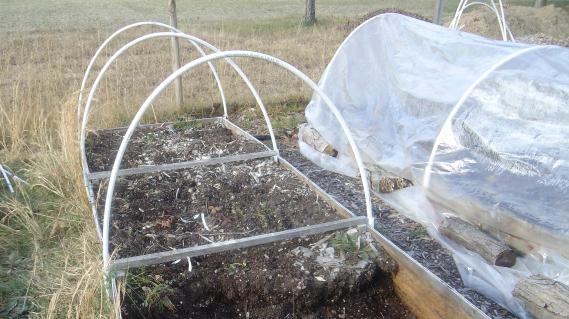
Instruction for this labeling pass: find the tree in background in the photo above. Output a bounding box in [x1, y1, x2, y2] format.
[305, 0, 316, 25]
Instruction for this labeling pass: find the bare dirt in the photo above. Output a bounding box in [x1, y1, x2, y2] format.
[94, 157, 341, 259]
[121, 229, 414, 319]
[85, 120, 266, 172]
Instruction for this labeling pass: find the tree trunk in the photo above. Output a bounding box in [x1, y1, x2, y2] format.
[535, 0, 547, 7]
[168, 0, 183, 108]
[305, 0, 316, 25]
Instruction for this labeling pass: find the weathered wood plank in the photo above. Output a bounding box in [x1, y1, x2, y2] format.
[222, 118, 271, 151]
[440, 216, 516, 267]
[110, 216, 367, 271]
[513, 275, 569, 319]
[367, 226, 489, 319]
[278, 156, 356, 219]
[88, 150, 277, 180]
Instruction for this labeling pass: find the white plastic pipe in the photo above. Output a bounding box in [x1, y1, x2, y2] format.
[0, 164, 14, 193]
[77, 22, 228, 241]
[101, 50, 374, 267]
[76, 21, 227, 123]
[449, 0, 514, 42]
[80, 32, 278, 176]
[422, 45, 549, 188]
[80, 32, 280, 240]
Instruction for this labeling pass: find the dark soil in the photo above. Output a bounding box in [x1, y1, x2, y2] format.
[122, 230, 414, 319]
[95, 158, 340, 259]
[278, 148, 517, 319]
[85, 120, 266, 172]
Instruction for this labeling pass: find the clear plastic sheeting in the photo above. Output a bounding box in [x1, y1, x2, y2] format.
[301, 13, 569, 318]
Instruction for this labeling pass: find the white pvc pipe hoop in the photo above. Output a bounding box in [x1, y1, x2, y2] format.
[80, 32, 279, 240]
[449, 0, 514, 42]
[101, 50, 374, 267]
[77, 22, 227, 241]
[422, 45, 550, 189]
[76, 21, 227, 123]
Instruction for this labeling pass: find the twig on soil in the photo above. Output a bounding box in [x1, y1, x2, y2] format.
[309, 233, 335, 248]
[200, 213, 211, 231]
[199, 234, 215, 243]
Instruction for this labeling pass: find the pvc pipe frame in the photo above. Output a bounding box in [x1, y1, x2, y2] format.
[80, 32, 278, 171]
[76, 21, 227, 122]
[101, 50, 374, 267]
[79, 30, 279, 239]
[77, 22, 227, 241]
[449, 0, 514, 42]
[422, 45, 550, 188]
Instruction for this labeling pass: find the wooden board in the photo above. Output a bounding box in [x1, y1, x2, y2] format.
[223, 118, 271, 152]
[425, 190, 569, 261]
[367, 226, 489, 319]
[88, 150, 277, 180]
[110, 217, 367, 271]
[278, 157, 356, 220]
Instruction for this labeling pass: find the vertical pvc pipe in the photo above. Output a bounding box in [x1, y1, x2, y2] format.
[78, 23, 228, 240]
[101, 50, 374, 267]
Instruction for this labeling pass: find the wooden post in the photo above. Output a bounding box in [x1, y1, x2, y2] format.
[304, 0, 316, 25]
[168, 0, 183, 108]
[433, 0, 445, 25]
[535, 0, 547, 7]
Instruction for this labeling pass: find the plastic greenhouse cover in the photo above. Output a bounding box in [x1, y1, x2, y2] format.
[301, 13, 569, 318]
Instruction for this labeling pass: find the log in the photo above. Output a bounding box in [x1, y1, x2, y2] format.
[440, 216, 516, 267]
[298, 124, 337, 157]
[513, 275, 569, 319]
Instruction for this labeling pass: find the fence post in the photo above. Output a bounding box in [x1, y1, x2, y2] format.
[304, 0, 316, 25]
[168, 0, 183, 108]
[433, 0, 445, 25]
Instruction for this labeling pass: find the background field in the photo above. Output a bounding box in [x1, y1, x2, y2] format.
[1, 0, 568, 318]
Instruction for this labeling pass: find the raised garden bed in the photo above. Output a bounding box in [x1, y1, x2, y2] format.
[93, 158, 340, 259]
[86, 120, 266, 172]
[84, 118, 493, 319]
[121, 229, 413, 319]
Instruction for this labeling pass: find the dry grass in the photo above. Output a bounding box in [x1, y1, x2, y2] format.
[0, 0, 558, 317]
[0, 3, 371, 317]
